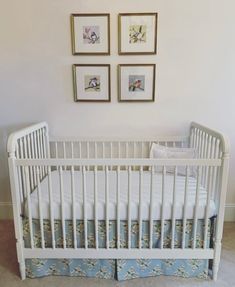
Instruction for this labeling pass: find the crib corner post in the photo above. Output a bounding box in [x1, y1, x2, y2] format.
[8, 153, 25, 280]
[212, 150, 229, 281]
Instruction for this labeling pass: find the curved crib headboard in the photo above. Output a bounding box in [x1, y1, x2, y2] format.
[190, 122, 230, 159]
[7, 122, 50, 159]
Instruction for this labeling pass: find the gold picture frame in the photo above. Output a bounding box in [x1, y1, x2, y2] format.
[73, 64, 111, 102]
[71, 14, 110, 55]
[118, 64, 156, 102]
[118, 13, 158, 55]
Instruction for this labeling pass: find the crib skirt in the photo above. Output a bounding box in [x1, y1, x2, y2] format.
[23, 219, 214, 280]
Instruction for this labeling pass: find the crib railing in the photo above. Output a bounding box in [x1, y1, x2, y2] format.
[16, 158, 221, 252]
[49, 136, 189, 160]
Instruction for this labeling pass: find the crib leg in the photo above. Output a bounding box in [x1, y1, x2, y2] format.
[212, 240, 222, 281]
[16, 240, 26, 280]
[19, 261, 26, 280]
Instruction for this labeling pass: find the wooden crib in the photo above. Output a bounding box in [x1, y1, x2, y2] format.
[7, 122, 229, 280]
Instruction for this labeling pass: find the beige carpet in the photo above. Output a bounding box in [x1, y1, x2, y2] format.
[0, 221, 234, 287]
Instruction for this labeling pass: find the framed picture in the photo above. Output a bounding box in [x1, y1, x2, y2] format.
[73, 64, 111, 102]
[118, 13, 158, 55]
[118, 64, 156, 102]
[71, 14, 110, 55]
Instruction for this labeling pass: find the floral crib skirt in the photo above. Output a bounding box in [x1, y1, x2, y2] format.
[23, 218, 214, 280]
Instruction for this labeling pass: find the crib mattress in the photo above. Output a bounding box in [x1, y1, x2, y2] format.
[24, 170, 216, 220]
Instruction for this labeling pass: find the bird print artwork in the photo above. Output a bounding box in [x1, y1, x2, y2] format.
[129, 75, 145, 92]
[129, 25, 147, 44]
[85, 75, 101, 92]
[83, 26, 100, 44]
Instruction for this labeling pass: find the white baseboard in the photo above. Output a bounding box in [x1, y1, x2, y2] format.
[224, 204, 235, 222]
[0, 202, 235, 221]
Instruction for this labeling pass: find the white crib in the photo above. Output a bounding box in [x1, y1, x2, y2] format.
[7, 122, 229, 280]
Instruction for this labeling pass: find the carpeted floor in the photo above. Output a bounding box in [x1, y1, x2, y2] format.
[0, 221, 234, 287]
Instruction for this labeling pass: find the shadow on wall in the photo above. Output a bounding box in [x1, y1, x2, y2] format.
[0, 122, 35, 204]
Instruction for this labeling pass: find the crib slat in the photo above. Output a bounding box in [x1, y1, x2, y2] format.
[24, 166, 34, 249]
[16, 147, 23, 201]
[118, 142, 121, 158]
[82, 166, 88, 249]
[105, 166, 109, 249]
[59, 167, 66, 249]
[171, 167, 177, 249]
[128, 166, 132, 249]
[141, 142, 144, 158]
[204, 166, 213, 249]
[39, 130, 44, 178]
[161, 166, 166, 249]
[47, 166, 55, 249]
[79, 142, 82, 158]
[71, 166, 77, 249]
[30, 133, 37, 189]
[94, 166, 98, 249]
[149, 166, 154, 249]
[139, 166, 143, 249]
[116, 166, 121, 249]
[71, 142, 74, 159]
[36, 167, 45, 249]
[193, 166, 202, 249]
[27, 135, 34, 191]
[37, 131, 42, 178]
[63, 142, 66, 170]
[182, 166, 189, 249]
[212, 139, 220, 199]
[94, 142, 97, 158]
[102, 142, 105, 159]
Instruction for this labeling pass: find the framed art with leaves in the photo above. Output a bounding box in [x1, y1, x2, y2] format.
[118, 13, 158, 55]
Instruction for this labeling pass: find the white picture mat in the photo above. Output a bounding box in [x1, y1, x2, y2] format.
[120, 66, 154, 100]
[75, 66, 109, 100]
[74, 16, 108, 53]
[120, 15, 156, 53]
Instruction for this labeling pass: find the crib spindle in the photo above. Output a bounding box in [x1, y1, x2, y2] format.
[59, 167, 66, 249]
[105, 166, 109, 249]
[47, 166, 55, 249]
[149, 166, 154, 249]
[128, 166, 132, 249]
[160, 166, 166, 249]
[117, 166, 120, 249]
[204, 166, 213, 249]
[94, 166, 98, 249]
[139, 166, 143, 249]
[71, 166, 77, 249]
[24, 166, 34, 249]
[82, 166, 88, 249]
[36, 167, 45, 249]
[193, 166, 202, 249]
[171, 167, 177, 249]
[182, 166, 189, 249]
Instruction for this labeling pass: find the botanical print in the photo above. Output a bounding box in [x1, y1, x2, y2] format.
[129, 75, 145, 92]
[84, 75, 100, 92]
[83, 26, 100, 44]
[129, 25, 147, 43]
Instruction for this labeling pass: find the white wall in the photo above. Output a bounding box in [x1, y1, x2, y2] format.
[0, 0, 235, 220]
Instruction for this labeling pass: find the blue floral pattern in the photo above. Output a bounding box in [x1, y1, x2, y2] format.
[23, 219, 213, 280]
